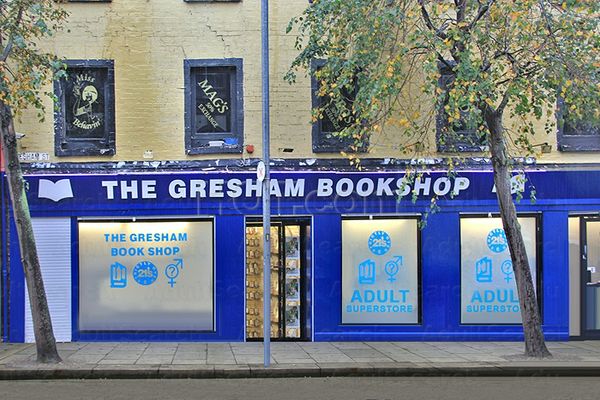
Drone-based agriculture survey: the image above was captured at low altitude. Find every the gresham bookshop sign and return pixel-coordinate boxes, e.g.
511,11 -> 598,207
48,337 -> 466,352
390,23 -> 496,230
22,169 -> 600,207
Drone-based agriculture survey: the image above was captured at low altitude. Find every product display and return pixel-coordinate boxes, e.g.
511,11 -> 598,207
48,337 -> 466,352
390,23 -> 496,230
246,226 -> 280,338
245,223 -> 303,339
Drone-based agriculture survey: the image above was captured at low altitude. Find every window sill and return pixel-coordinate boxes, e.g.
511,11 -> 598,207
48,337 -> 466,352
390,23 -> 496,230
437,144 -> 489,153
56,148 -> 115,157
186,145 -> 243,155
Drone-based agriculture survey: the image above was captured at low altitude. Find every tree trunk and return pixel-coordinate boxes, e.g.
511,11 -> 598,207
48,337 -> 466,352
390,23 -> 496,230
485,108 -> 551,358
0,101 -> 61,363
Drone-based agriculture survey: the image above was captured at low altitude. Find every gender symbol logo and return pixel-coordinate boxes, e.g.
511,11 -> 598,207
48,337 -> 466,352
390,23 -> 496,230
368,231 -> 392,256
165,258 -> 184,288
132,261 -> 158,286
384,256 -> 403,283
486,228 -> 507,253
501,260 -> 514,283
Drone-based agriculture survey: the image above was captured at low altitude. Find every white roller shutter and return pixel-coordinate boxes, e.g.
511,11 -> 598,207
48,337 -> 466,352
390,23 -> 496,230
24,218 -> 72,343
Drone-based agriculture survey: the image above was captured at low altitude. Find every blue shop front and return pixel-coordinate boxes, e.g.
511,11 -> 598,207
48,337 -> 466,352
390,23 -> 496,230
2,167 -> 600,343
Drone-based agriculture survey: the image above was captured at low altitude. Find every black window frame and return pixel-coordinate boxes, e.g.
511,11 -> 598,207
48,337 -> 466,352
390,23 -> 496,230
54,59 -> 116,157
436,62 -> 487,153
184,58 -> 243,155
556,97 -> 600,151
310,60 -> 367,153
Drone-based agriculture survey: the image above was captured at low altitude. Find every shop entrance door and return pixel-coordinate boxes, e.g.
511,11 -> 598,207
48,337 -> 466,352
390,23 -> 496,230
245,219 -> 310,340
582,217 -> 600,338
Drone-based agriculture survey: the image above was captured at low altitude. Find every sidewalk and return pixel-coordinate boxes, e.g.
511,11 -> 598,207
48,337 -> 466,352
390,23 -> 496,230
2,341 -> 600,379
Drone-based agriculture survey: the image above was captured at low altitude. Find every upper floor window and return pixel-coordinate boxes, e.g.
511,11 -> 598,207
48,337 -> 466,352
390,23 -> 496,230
54,60 -> 115,157
436,63 -> 487,153
557,97 -> 600,151
184,59 -> 243,154
311,60 -> 366,153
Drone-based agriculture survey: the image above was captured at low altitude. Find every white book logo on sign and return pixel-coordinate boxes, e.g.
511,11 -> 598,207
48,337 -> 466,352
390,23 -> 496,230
38,179 -> 74,202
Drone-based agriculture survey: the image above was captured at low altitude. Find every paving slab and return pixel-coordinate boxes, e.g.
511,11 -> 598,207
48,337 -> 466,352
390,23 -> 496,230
340,349 -> 388,358
135,355 -> 174,365
173,352 -> 207,360
65,354 -> 106,364
172,359 -> 207,365
310,355 -> 354,363
271,357 -> 318,364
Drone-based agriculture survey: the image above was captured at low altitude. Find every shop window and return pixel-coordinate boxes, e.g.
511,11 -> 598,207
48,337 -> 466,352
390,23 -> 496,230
557,97 -> 600,151
436,63 -> 487,153
341,217 -> 420,325
460,216 -> 540,325
311,61 -> 367,153
54,60 -> 115,157
78,219 -> 215,332
184,59 -> 243,154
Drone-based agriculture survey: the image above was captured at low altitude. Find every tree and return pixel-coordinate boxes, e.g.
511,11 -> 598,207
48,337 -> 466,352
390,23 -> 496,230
287,0 -> 600,357
0,0 -> 68,363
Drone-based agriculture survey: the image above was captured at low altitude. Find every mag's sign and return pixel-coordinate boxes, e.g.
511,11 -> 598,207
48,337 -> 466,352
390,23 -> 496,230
78,220 -> 214,331
341,218 -> 419,324
460,217 -> 537,324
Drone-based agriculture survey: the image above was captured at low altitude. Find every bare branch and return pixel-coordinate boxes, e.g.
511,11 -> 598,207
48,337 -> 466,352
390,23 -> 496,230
417,0 -> 448,39
456,0 -> 467,24
0,40 -> 12,62
0,5 -> 25,62
468,0 -> 495,31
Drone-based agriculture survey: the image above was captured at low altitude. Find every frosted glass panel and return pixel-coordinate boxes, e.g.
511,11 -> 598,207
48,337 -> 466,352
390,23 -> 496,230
461,217 -> 537,324
342,218 -> 419,324
78,220 -> 214,331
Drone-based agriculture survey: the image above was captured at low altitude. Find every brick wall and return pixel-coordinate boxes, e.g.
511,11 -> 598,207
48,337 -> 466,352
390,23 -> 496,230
13,0 -> 597,165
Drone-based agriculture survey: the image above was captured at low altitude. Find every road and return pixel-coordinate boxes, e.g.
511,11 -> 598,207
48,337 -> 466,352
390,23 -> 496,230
1,377 -> 599,400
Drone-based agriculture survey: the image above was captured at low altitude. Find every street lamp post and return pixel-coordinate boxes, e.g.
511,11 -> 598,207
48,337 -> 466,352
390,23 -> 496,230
260,0 -> 271,368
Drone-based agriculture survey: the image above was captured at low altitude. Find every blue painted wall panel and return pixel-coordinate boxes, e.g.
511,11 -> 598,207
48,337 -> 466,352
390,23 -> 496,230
541,212 -> 569,332
421,212 -> 461,335
3,170 -> 590,342
1,172 -> 7,342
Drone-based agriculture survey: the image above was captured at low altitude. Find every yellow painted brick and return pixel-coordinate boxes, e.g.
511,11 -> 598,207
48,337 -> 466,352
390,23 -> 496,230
14,0 -> 599,164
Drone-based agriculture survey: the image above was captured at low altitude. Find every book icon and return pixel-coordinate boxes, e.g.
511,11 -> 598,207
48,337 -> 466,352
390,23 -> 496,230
475,257 -> 493,283
110,262 -> 128,288
38,179 -> 73,202
358,259 -> 376,284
